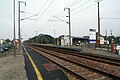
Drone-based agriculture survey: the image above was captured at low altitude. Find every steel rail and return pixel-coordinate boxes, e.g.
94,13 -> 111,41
32,44 -> 120,66
29,45 -> 120,79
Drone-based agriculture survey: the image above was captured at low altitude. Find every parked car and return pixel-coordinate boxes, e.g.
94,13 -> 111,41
0,46 -> 9,52
0,47 -> 4,53
2,46 -> 9,51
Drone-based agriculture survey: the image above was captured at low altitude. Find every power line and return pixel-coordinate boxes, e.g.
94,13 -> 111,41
49,0 -> 82,21
31,0 -> 54,33
72,0 -> 91,12
38,0 -> 90,32
67,0 -> 82,8
44,0 -> 84,34
66,0 -> 79,7
55,11 -> 64,16
37,0 -> 55,20
21,14 -> 38,21
35,0 -> 55,32
53,0 -> 83,17
56,0 -> 83,16
72,3 -> 96,15
21,11 -> 38,14
100,18 -> 120,20
53,16 -> 68,23
37,0 -> 49,17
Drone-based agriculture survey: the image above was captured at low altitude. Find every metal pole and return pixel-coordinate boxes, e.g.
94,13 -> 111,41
110,30 -> 113,45
111,30 -> 112,36
18,1 -> 21,49
105,30 -> 107,37
68,8 -> 71,46
18,1 -> 26,49
105,30 -> 107,43
105,30 -> 109,51
35,31 -> 38,43
53,30 -> 55,45
95,0 -> 102,46
64,8 -> 71,47
36,31 -> 38,36
98,2 -> 100,45
13,0 -> 16,56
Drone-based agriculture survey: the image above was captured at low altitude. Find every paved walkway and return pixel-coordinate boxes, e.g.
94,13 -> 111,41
0,49 -> 27,80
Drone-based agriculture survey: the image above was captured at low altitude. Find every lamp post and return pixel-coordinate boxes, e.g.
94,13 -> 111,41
64,8 -> 71,47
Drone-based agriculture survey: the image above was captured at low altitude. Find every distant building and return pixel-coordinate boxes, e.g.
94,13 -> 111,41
0,39 -> 5,44
57,35 -> 70,46
89,29 -> 96,43
83,36 -> 89,40
57,35 -> 89,46
72,36 -> 89,46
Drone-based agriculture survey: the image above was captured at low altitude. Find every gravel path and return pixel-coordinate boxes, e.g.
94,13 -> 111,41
0,51 -> 27,80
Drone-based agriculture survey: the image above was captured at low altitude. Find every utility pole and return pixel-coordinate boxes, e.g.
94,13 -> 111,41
105,30 -> 107,44
53,30 -> 55,45
64,8 -> 71,47
35,31 -> 38,36
105,30 -> 107,37
18,1 -> 20,49
95,0 -> 102,45
13,0 -> 16,56
110,30 -> 113,47
110,30 -> 112,36
98,1 -> 100,32
35,31 -> 38,43
18,1 -> 26,49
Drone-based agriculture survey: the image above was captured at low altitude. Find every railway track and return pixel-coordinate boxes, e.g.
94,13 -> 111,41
28,44 -> 120,80
32,44 -> 120,66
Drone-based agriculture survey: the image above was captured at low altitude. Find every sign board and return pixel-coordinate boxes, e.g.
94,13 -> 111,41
89,29 -> 96,43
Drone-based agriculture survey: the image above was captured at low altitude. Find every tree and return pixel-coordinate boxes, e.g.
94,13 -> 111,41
108,36 -> 119,44
24,34 -> 54,44
5,39 -> 11,44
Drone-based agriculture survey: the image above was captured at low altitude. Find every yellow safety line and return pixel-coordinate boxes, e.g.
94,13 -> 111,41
23,46 -> 43,80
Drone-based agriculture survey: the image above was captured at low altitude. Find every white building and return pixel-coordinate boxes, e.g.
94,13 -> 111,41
58,35 -> 89,46
59,35 -> 71,46
89,29 -> 96,43
0,39 -> 5,44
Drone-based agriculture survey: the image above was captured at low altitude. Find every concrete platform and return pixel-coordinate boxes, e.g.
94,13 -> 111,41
81,47 -> 120,59
23,45 -> 68,80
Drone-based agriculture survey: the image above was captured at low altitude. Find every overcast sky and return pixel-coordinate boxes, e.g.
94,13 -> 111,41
0,0 -> 120,40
